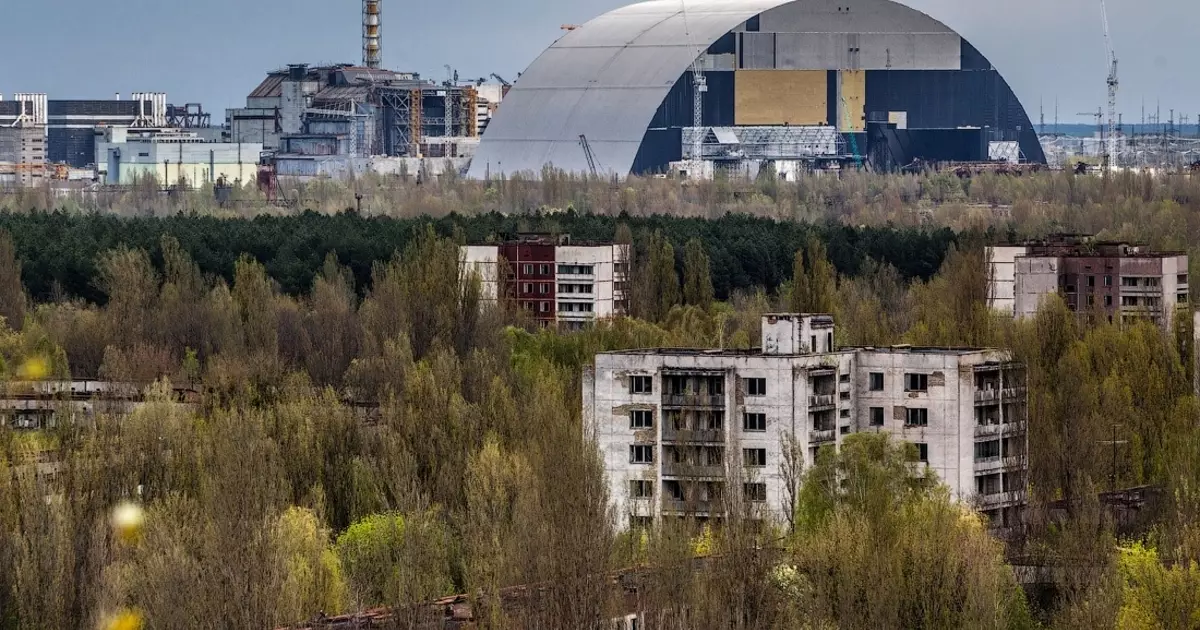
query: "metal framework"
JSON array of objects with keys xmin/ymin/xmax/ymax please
[
  {"xmin": 165, "ymin": 103, "xmax": 211, "ymax": 128},
  {"xmin": 683, "ymin": 126, "xmax": 845, "ymax": 161}
]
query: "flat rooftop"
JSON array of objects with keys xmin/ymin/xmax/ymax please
[{"xmin": 599, "ymin": 345, "xmax": 991, "ymax": 358}]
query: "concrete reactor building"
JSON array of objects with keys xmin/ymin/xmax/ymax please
[{"xmin": 470, "ymin": 0, "xmax": 1045, "ymax": 179}]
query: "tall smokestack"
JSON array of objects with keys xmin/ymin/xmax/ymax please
[{"xmin": 363, "ymin": 0, "xmax": 382, "ymax": 69}]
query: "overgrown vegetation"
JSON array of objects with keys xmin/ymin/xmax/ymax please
[{"xmin": 0, "ymin": 169, "xmax": 1199, "ymax": 628}]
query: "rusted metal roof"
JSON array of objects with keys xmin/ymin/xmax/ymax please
[{"xmin": 249, "ymin": 74, "xmax": 287, "ymax": 99}]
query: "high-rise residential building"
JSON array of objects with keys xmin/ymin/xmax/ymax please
[
  {"xmin": 462, "ymin": 235, "xmax": 629, "ymax": 328},
  {"xmin": 987, "ymin": 235, "xmax": 1188, "ymax": 328},
  {"xmin": 583, "ymin": 314, "xmax": 1027, "ymax": 531}
]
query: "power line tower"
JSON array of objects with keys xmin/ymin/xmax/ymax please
[{"xmin": 1100, "ymin": 0, "xmax": 1118, "ymax": 171}]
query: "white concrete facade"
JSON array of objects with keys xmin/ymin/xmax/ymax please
[
  {"xmin": 986, "ymin": 245, "xmax": 1029, "ymax": 316},
  {"xmin": 583, "ymin": 314, "xmax": 1027, "ymax": 531}
]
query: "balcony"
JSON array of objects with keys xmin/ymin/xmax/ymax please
[
  {"xmin": 810, "ymin": 428, "xmax": 837, "ymax": 444},
  {"xmin": 662, "ymin": 394, "xmax": 725, "ymax": 408},
  {"xmin": 662, "ymin": 462, "xmax": 726, "ymax": 478},
  {"xmin": 978, "ymin": 490, "xmax": 1025, "ymax": 508},
  {"xmin": 973, "ymin": 456, "xmax": 1025, "ymax": 474},
  {"xmin": 974, "ymin": 389, "xmax": 1000, "ymax": 404},
  {"xmin": 661, "ymin": 428, "xmax": 725, "ymax": 443},
  {"xmin": 975, "ymin": 387, "xmax": 1027, "ymax": 404},
  {"xmin": 974, "ymin": 421, "xmax": 1027, "ymax": 438},
  {"xmin": 808, "ymin": 394, "xmax": 836, "ymax": 410},
  {"xmin": 661, "ymin": 499, "xmax": 717, "ymax": 515}
]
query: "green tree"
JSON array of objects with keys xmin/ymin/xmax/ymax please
[
  {"xmin": 335, "ymin": 511, "xmax": 454, "ymax": 610},
  {"xmin": 788, "ymin": 434, "xmax": 1031, "ymax": 630},
  {"xmin": 681, "ymin": 238, "xmax": 714, "ymax": 310},
  {"xmin": 789, "ymin": 237, "xmax": 836, "ymax": 314}
]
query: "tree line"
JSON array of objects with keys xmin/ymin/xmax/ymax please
[
  {"xmin": 0, "ymin": 210, "xmax": 957, "ymax": 305},
  {"xmin": 0, "ymin": 201, "xmax": 1198, "ymax": 627}
]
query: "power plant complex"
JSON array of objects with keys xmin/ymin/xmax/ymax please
[
  {"xmin": 472, "ymin": 0, "xmax": 1045, "ymax": 178},
  {"xmin": 1, "ymin": 0, "xmax": 1197, "ymax": 188}
]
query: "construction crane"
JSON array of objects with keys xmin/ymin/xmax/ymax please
[
  {"xmin": 1101, "ymin": 0, "xmax": 1119, "ymax": 171},
  {"xmin": 579, "ymin": 134, "xmax": 599, "ymax": 176},
  {"xmin": 489, "ymin": 73, "xmax": 511, "ymax": 87},
  {"xmin": 679, "ymin": 0, "xmax": 706, "ymax": 167}
]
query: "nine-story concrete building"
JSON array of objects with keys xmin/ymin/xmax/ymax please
[{"xmin": 584, "ymin": 314, "xmax": 1027, "ymax": 531}]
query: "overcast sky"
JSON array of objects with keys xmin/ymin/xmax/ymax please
[{"xmin": 0, "ymin": 0, "xmax": 1195, "ymax": 124}]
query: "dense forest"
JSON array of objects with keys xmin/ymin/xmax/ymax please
[{"xmin": 1, "ymin": 170, "xmax": 1200, "ymax": 628}]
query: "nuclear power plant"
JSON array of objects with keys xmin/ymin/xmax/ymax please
[{"xmin": 2, "ymin": 0, "xmax": 1197, "ymax": 188}]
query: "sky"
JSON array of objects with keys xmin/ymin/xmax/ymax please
[{"xmin": 0, "ymin": 0, "xmax": 1196, "ymax": 125}]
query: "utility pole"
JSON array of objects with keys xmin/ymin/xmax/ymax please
[{"xmin": 1097, "ymin": 423, "xmax": 1129, "ymax": 492}]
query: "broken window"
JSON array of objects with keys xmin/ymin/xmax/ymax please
[
  {"xmin": 905, "ymin": 408, "xmax": 929, "ymax": 427},
  {"xmin": 904, "ymin": 373, "xmax": 929, "ymax": 392},
  {"xmin": 870, "ymin": 407, "xmax": 885, "ymax": 426},
  {"xmin": 630, "ymin": 410, "xmax": 653, "ymax": 429},
  {"xmin": 743, "ymin": 412, "xmax": 766, "ymax": 432},
  {"xmin": 745, "ymin": 378, "xmax": 767, "ymax": 396},
  {"xmin": 744, "ymin": 482, "xmax": 767, "ymax": 502},
  {"xmin": 631, "ymin": 376, "xmax": 653, "ymax": 394},
  {"xmin": 630, "ymin": 480, "xmax": 654, "ymax": 499},
  {"xmin": 869, "ymin": 372, "xmax": 884, "ymax": 391},
  {"xmin": 630, "ymin": 445, "xmax": 654, "ymax": 464},
  {"xmin": 744, "ymin": 448, "xmax": 767, "ymax": 467}
]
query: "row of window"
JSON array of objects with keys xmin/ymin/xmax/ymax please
[
  {"xmin": 634, "ymin": 373, "xmax": 934, "ymax": 395},
  {"xmin": 518, "ymin": 264, "xmax": 599, "ymax": 276},
  {"xmin": 635, "ymin": 406, "xmax": 929, "ymax": 431},
  {"xmin": 630, "ymin": 480, "xmax": 767, "ymax": 502},
  {"xmin": 558, "ymin": 302, "xmax": 595, "ymax": 313},
  {"xmin": 558, "ymin": 283, "xmax": 594, "ymax": 294},
  {"xmin": 629, "ymin": 445, "xmax": 767, "ymax": 467},
  {"xmin": 632, "ymin": 443, "xmax": 929, "ymax": 466}
]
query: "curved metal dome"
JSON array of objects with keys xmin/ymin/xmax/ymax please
[{"xmin": 469, "ymin": 0, "xmax": 1041, "ymax": 178}]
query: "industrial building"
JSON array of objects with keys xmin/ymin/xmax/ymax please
[
  {"xmin": 0, "ymin": 92, "xmax": 170, "ymax": 169},
  {"xmin": 228, "ymin": 63, "xmax": 500, "ymax": 179},
  {"xmin": 0, "ymin": 94, "xmax": 47, "ymax": 187},
  {"xmin": 94, "ymin": 127, "xmax": 263, "ymax": 186},
  {"xmin": 987, "ymin": 235, "xmax": 1189, "ymax": 329},
  {"xmin": 462, "ymin": 235, "xmax": 629, "ymax": 328},
  {"xmin": 584, "ymin": 314, "xmax": 1028, "ymax": 530},
  {"xmin": 470, "ymin": 0, "xmax": 1045, "ymax": 179}
]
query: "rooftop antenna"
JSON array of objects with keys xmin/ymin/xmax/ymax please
[{"xmin": 363, "ymin": 0, "xmax": 383, "ymax": 69}]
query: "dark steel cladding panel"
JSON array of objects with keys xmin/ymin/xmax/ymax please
[
  {"xmin": 0, "ymin": 102, "xmax": 20, "ymax": 117},
  {"xmin": 631, "ymin": 128, "xmax": 684, "ymax": 174},
  {"xmin": 865, "ymin": 69, "xmax": 1044, "ymax": 163},
  {"xmin": 959, "ymin": 40, "xmax": 992, "ymax": 71},
  {"xmin": 647, "ymin": 71, "xmax": 735, "ymax": 130},
  {"xmin": 47, "ymin": 128, "xmax": 97, "ymax": 167},
  {"xmin": 47, "ymin": 100, "xmax": 142, "ymax": 117}
]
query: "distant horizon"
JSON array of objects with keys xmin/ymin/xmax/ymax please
[{"xmin": 1, "ymin": 0, "xmax": 1196, "ymax": 122}]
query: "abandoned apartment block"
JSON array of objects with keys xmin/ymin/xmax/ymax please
[
  {"xmin": 462, "ymin": 234, "xmax": 629, "ymax": 329},
  {"xmin": 583, "ymin": 314, "xmax": 1028, "ymax": 531},
  {"xmin": 987, "ymin": 234, "xmax": 1188, "ymax": 328}
]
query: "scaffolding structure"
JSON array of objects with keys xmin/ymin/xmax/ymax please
[
  {"xmin": 375, "ymin": 85, "xmax": 476, "ymax": 157},
  {"xmin": 682, "ymin": 126, "xmax": 845, "ymax": 161}
]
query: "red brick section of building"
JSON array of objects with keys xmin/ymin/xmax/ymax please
[
  {"xmin": 1029, "ymin": 237, "xmax": 1186, "ymax": 324},
  {"xmin": 499, "ymin": 241, "xmax": 557, "ymax": 326}
]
